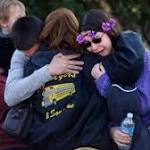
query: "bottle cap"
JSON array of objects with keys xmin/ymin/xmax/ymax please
[{"xmin": 127, "ymin": 112, "xmax": 133, "ymax": 118}]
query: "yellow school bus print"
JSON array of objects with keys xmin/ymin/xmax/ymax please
[{"xmin": 42, "ymin": 83, "xmax": 75, "ymax": 107}]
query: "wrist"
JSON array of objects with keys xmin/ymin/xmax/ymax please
[{"xmin": 110, "ymin": 127, "xmax": 117, "ymax": 138}]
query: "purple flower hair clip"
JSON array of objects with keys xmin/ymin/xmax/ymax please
[
  {"xmin": 87, "ymin": 31, "xmax": 95, "ymax": 39},
  {"xmin": 76, "ymin": 31, "xmax": 96, "ymax": 44},
  {"xmin": 102, "ymin": 18, "xmax": 116, "ymax": 32},
  {"xmin": 76, "ymin": 34, "xmax": 84, "ymax": 44}
]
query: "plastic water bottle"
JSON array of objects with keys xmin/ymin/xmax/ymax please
[{"xmin": 118, "ymin": 112, "xmax": 135, "ymax": 150}]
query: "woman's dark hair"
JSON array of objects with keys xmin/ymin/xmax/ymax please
[
  {"xmin": 80, "ymin": 9, "xmax": 121, "ymax": 40},
  {"xmin": 11, "ymin": 16, "xmax": 43, "ymax": 51},
  {"xmin": 39, "ymin": 8, "xmax": 80, "ymax": 51}
]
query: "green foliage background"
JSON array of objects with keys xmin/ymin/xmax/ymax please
[{"xmin": 21, "ymin": 0, "xmax": 150, "ymax": 47}]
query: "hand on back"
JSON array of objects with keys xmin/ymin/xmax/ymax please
[{"xmin": 48, "ymin": 53, "xmax": 84, "ymax": 75}]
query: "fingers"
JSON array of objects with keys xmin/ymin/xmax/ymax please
[
  {"xmin": 66, "ymin": 69, "xmax": 80, "ymax": 74},
  {"xmin": 69, "ymin": 60, "xmax": 84, "ymax": 65},
  {"xmin": 66, "ymin": 64, "xmax": 83, "ymax": 74},
  {"xmin": 55, "ymin": 53, "xmax": 84, "ymax": 66},
  {"xmin": 67, "ymin": 65, "xmax": 83, "ymax": 71},
  {"xmin": 56, "ymin": 53, "xmax": 81, "ymax": 59},
  {"xmin": 117, "ymin": 138, "xmax": 131, "ymax": 144},
  {"xmin": 121, "ymin": 134, "xmax": 131, "ymax": 143},
  {"xmin": 91, "ymin": 65, "xmax": 98, "ymax": 74},
  {"xmin": 111, "ymin": 127, "xmax": 131, "ymax": 145},
  {"xmin": 116, "ymin": 134, "xmax": 131, "ymax": 144},
  {"xmin": 65, "ymin": 54, "xmax": 81, "ymax": 59},
  {"xmin": 99, "ymin": 63, "xmax": 105, "ymax": 72},
  {"xmin": 55, "ymin": 53, "xmax": 63, "ymax": 57},
  {"xmin": 51, "ymin": 53, "xmax": 84, "ymax": 75},
  {"xmin": 91, "ymin": 63, "xmax": 105, "ymax": 79}
]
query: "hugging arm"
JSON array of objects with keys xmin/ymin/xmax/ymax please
[
  {"xmin": 4, "ymin": 50, "xmax": 84, "ymax": 106},
  {"xmin": 4, "ymin": 50, "xmax": 53, "ymax": 106}
]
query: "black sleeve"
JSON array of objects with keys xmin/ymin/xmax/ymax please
[
  {"xmin": 102, "ymin": 31, "xmax": 144, "ymax": 85},
  {"xmin": 82, "ymin": 52, "xmax": 102, "ymax": 89}
]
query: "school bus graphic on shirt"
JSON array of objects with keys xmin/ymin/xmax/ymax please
[{"xmin": 42, "ymin": 83, "xmax": 76, "ymax": 107}]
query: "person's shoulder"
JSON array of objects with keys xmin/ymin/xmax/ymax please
[
  {"xmin": 30, "ymin": 43, "xmax": 57, "ymax": 67},
  {"xmin": 120, "ymin": 30, "xmax": 142, "ymax": 42},
  {"xmin": 116, "ymin": 30, "xmax": 144, "ymax": 50},
  {"xmin": 13, "ymin": 49, "xmax": 25, "ymax": 56},
  {"xmin": 120, "ymin": 30, "xmax": 142, "ymax": 40},
  {"xmin": 121, "ymin": 30, "xmax": 138, "ymax": 35}
]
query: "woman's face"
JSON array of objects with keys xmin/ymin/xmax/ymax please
[
  {"xmin": 1, "ymin": 5, "xmax": 26, "ymax": 34},
  {"xmin": 82, "ymin": 31, "xmax": 112, "ymax": 56},
  {"xmin": 8, "ymin": 5, "xmax": 26, "ymax": 31}
]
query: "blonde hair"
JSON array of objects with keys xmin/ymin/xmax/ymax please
[
  {"xmin": 40, "ymin": 8, "xmax": 79, "ymax": 51},
  {"xmin": 0, "ymin": 0, "xmax": 25, "ymax": 22}
]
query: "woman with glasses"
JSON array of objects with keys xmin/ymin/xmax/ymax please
[{"xmin": 77, "ymin": 9, "xmax": 150, "ymax": 150}]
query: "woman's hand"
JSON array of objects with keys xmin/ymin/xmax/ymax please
[
  {"xmin": 110, "ymin": 127, "xmax": 131, "ymax": 146},
  {"xmin": 91, "ymin": 63, "xmax": 105, "ymax": 79},
  {"xmin": 48, "ymin": 53, "xmax": 84, "ymax": 75}
]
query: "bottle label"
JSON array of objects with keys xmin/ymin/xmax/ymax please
[{"xmin": 121, "ymin": 126, "xmax": 134, "ymax": 136}]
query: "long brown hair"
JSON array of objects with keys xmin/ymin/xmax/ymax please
[{"xmin": 40, "ymin": 8, "xmax": 79, "ymax": 51}]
